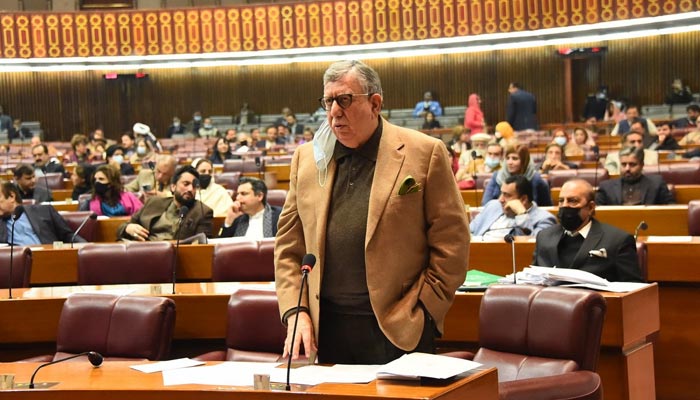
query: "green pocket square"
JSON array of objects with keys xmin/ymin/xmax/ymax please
[{"xmin": 398, "ymin": 175, "xmax": 421, "ymax": 195}]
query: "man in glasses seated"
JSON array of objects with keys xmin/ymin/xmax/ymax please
[{"xmin": 275, "ymin": 60, "xmax": 469, "ymax": 366}]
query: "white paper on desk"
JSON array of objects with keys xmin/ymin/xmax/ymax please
[
  {"xmin": 645, "ymin": 236, "xmax": 693, "ymax": 242},
  {"xmin": 563, "ymin": 282, "xmax": 650, "ymax": 293},
  {"xmin": 68, "ymin": 288, "xmax": 137, "ymax": 297},
  {"xmin": 131, "ymin": 358, "xmax": 205, "ymax": 373},
  {"xmin": 376, "ymin": 353, "xmax": 482, "ymax": 380},
  {"xmin": 269, "ymin": 364, "xmax": 380, "ymax": 385},
  {"xmin": 162, "ymin": 361, "xmax": 279, "ymax": 386}
]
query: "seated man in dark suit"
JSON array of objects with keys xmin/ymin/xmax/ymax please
[
  {"xmin": 532, "ymin": 179, "xmax": 643, "ymax": 282},
  {"xmin": 117, "ymin": 165, "xmax": 213, "ymax": 241},
  {"xmin": 14, "ymin": 163, "xmax": 52, "ymax": 203},
  {"xmin": 596, "ymin": 146, "xmax": 674, "ymax": 205},
  {"xmin": 32, "ymin": 144, "xmax": 66, "ymax": 176},
  {"xmin": 219, "ymin": 177, "xmax": 281, "ymax": 239},
  {"xmin": 0, "ymin": 182, "xmax": 85, "ymax": 245}
]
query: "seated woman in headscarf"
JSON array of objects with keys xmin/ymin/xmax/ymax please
[
  {"xmin": 537, "ymin": 143, "xmax": 578, "ymax": 174},
  {"xmin": 80, "ymin": 164, "xmax": 143, "ymax": 217},
  {"xmin": 482, "ymin": 145, "xmax": 552, "ymax": 206}
]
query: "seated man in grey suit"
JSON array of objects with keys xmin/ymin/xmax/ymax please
[
  {"xmin": 0, "ymin": 182, "xmax": 84, "ymax": 245},
  {"xmin": 118, "ymin": 165, "xmax": 213, "ymax": 241},
  {"xmin": 532, "ymin": 179, "xmax": 643, "ymax": 282},
  {"xmin": 470, "ymin": 175, "xmax": 555, "ymax": 237},
  {"xmin": 14, "ymin": 163, "xmax": 52, "ymax": 203},
  {"xmin": 219, "ymin": 177, "xmax": 281, "ymax": 239},
  {"xmin": 596, "ymin": 146, "xmax": 674, "ymax": 205}
]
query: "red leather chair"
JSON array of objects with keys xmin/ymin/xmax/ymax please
[
  {"xmin": 211, "ymin": 240, "xmax": 274, "ymax": 282},
  {"xmin": 25, "ymin": 293, "xmax": 176, "ymax": 362},
  {"xmin": 689, "ymin": 200, "xmax": 700, "ymax": 236},
  {"xmin": 77, "ymin": 242, "xmax": 174, "ymax": 285},
  {"xmin": 0, "ymin": 247, "xmax": 32, "ymax": 288},
  {"xmin": 35, "ymin": 172, "xmax": 65, "ymax": 190},
  {"xmin": 636, "ymin": 242, "xmax": 648, "ymax": 282},
  {"xmin": 214, "ymin": 172, "xmax": 242, "ymax": 191},
  {"xmin": 59, "ymin": 211, "xmax": 98, "ymax": 242},
  {"xmin": 266, "ymin": 189, "xmax": 287, "ymax": 208},
  {"xmin": 223, "ymin": 159, "xmax": 260, "ymax": 173},
  {"xmin": 195, "ymin": 289, "xmax": 286, "ymax": 362},
  {"xmin": 460, "ymin": 285, "xmax": 606, "ymax": 400}
]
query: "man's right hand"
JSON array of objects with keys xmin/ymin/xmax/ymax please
[
  {"xmin": 283, "ymin": 311, "xmax": 317, "ymax": 360},
  {"xmin": 224, "ymin": 201, "xmax": 244, "ymax": 226},
  {"xmin": 125, "ymin": 223, "xmax": 149, "ymax": 241}
]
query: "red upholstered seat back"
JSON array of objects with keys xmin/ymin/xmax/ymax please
[
  {"xmin": 77, "ymin": 242, "xmax": 174, "ymax": 285},
  {"xmin": 56, "ymin": 293, "xmax": 176, "ymax": 360},
  {"xmin": 212, "ymin": 240, "xmax": 275, "ymax": 282},
  {"xmin": 0, "ymin": 247, "xmax": 32, "ymax": 288},
  {"xmin": 60, "ymin": 211, "xmax": 98, "ymax": 242},
  {"xmin": 225, "ymin": 289, "xmax": 286, "ymax": 361}
]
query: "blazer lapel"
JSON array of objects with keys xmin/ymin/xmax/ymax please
[
  {"xmin": 366, "ymin": 122, "xmax": 405, "ymax": 245},
  {"xmin": 612, "ymin": 180, "xmax": 623, "ymax": 205},
  {"xmin": 313, "ymin": 158, "xmax": 337, "ymax": 267},
  {"xmin": 572, "ymin": 220, "xmax": 603, "ymax": 268},
  {"xmin": 543, "ymin": 227, "xmax": 564, "ymax": 267}
]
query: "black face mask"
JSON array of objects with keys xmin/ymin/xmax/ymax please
[
  {"xmin": 198, "ymin": 174, "xmax": 212, "ymax": 189},
  {"xmin": 94, "ymin": 181, "xmax": 110, "ymax": 196},
  {"xmin": 558, "ymin": 206, "xmax": 585, "ymax": 232}
]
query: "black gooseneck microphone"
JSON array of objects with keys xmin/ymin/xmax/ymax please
[
  {"xmin": 286, "ymin": 253, "xmax": 317, "ymax": 392},
  {"xmin": 634, "ymin": 220, "xmax": 648, "ymax": 241},
  {"xmin": 41, "ymin": 167, "xmax": 53, "ymax": 202},
  {"xmin": 504, "ymin": 234, "xmax": 516, "ymax": 284},
  {"xmin": 471, "ymin": 150, "xmax": 481, "ymax": 206},
  {"xmin": 70, "ymin": 213, "xmax": 97, "ymax": 248},
  {"xmin": 147, "ymin": 160, "xmax": 157, "ymax": 191},
  {"xmin": 193, "ymin": 178, "xmax": 205, "ymax": 217},
  {"xmin": 255, "ymin": 156, "xmax": 264, "ymax": 179},
  {"xmin": 28, "ymin": 351, "xmax": 103, "ymax": 389},
  {"xmin": 171, "ymin": 205, "xmax": 189, "ymax": 295},
  {"xmin": 8, "ymin": 205, "xmax": 24, "ymax": 299},
  {"xmin": 591, "ymin": 145, "xmax": 600, "ymax": 195}
]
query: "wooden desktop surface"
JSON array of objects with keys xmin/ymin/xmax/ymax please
[{"xmin": 0, "ymin": 361, "xmax": 499, "ymax": 400}]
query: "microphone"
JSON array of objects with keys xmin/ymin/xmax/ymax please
[
  {"xmin": 70, "ymin": 213, "xmax": 97, "ymax": 248},
  {"xmin": 591, "ymin": 145, "xmax": 600, "ymax": 194},
  {"xmin": 471, "ymin": 151, "xmax": 480, "ymax": 207},
  {"xmin": 286, "ymin": 253, "xmax": 317, "ymax": 391},
  {"xmin": 28, "ymin": 351, "xmax": 103, "ymax": 389},
  {"xmin": 8, "ymin": 205, "xmax": 24, "ymax": 299},
  {"xmin": 171, "ymin": 205, "xmax": 189, "ymax": 294},
  {"xmin": 504, "ymin": 234, "xmax": 516, "ymax": 284},
  {"xmin": 634, "ymin": 220, "xmax": 648, "ymax": 241},
  {"xmin": 193, "ymin": 178, "xmax": 204, "ymax": 217},
  {"xmin": 255, "ymin": 156, "xmax": 264, "ymax": 179},
  {"xmin": 147, "ymin": 161, "xmax": 157, "ymax": 191},
  {"xmin": 41, "ymin": 167, "xmax": 53, "ymax": 202}
]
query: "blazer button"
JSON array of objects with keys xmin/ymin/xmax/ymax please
[{"xmin": 315, "ymin": 293, "xmax": 319, "ymax": 299}]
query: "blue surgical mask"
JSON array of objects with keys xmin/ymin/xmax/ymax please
[
  {"xmin": 485, "ymin": 157, "xmax": 500, "ymax": 169},
  {"xmin": 112, "ymin": 155, "xmax": 124, "ymax": 164},
  {"xmin": 137, "ymin": 147, "xmax": 147, "ymax": 156},
  {"xmin": 194, "ymin": 116, "xmax": 202, "ymax": 121},
  {"xmin": 554, "ymin": 137, "xmax": 567, "ymax": 146}
]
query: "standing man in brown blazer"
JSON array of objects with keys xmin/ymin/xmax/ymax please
[{"xmin": 275, "ymin": 60, "xmax": 470, "ymax": 365}]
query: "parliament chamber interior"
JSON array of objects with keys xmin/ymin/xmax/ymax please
[{"xmin": 0, "ymin": 0, "xmax": 699, "ymax": 399}]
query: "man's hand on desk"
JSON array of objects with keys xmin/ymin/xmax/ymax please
[
  {"xmin": 283, "ymin": 311, "xmax": 317, "ymax": 361},
  {"xmin": 125, "ymin": 223, "xmax": 149, "ymax": 241}
]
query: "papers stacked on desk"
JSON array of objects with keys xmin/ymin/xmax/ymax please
[
  {"xmin": 376, "ymin": 353, "xmax": 482, "ymax": 380},
  {"xmin": 499, "ymin": 266, "xmax": 649, "ymax": 293}
]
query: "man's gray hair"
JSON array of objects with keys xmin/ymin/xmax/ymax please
[
  {"xmin": 323, "ymin": 60, "xmax": 383, "ymax": 98},
  {"xmin": 619, "ymin": 146, "xmax": 644, "ymax": 165}
]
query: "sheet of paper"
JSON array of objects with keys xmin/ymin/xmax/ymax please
[
  {"xmin": 645, "ymin": 236, "xmax": 693, "ymax": 243},
  {"xmin": 269, "ymin": 364, "xmax": 380, "ymax": 385},
  {"xmin": 162, "ymin": 361, "xmax": 280, "ymax": 386},
  {"xmin": 376, "ymin": 352, "xmax": 482, "ymax": 380},
  {"xmin": 563, "ymin": 282, "xmax": 651, "ymax": 293},
  {"xmin": 131, "ymin": 358, "xmax": 205, "ymax": 373}
]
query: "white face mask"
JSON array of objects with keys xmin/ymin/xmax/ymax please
[
  {"xmin": 554, "ymin": 137, "xmax": 567, "ymax": 146},
  {"xmin": 112, "ymin": 154, "xmax": 124, "ymax": 164},
  {"xmin": 485, "ymin": 157, "xmax": 500, "ymax": 169},
  {"xmin": 313, "ymin": 119, "xmax": 335, "ymax": 187},
  {"xmin": 495, "ymin": 131, "xmax": 502, "ymax": 139}
]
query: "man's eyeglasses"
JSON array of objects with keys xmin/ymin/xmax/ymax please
[{"xmin": 318, "ymin": 93, "xmax": 371, "ymax": 111}]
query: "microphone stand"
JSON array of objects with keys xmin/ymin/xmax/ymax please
[
  {"xmin": 28, "ymin": 351, "xmax": 103, "ymax": 389},
  {"xmin": 286, "ymin": 266, "xmax": 311, "ymax": 391},
  {"xmin": 71, "ymin": 213, "xmax": 97, "ymax": 248},
  {"xmin": 41, "ymin": 167, "xmax": 53, "ymax": 202},
  {"xmin": 504, "ymin": 234, "xmax": 516, "ymax": 284},
  {"xmin": 634, "ymin": 221, "xmax": 648, "ymax": 241},
  {"xmin": 8, "ymin": 207, "xmax": 24, "ymax": 299},
  {"xmin": 171, "ymin": 206, "xmax": 188, "ymax": 295},
  {"xmin": 592, "ymin": 146, "xmax": 600, "ymax": 195}
]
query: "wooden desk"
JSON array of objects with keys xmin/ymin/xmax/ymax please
[
  {"xmin": 0, "ymin": 283, "xmax": 657, "ymax": 400},
  {"xmin": 0, "ymin": 361, "xmax": 499, "ymax": 400},
  {"xmin": 91, "ymin": 217, "xmax": 226, "ymax": 243}
]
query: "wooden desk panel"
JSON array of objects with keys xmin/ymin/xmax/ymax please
[
  {"xmin": 0, "ymin": 361, "xmax": 499, "ymax": 400},
  {"xmin": 645, "ymin": 238, "xmax": 700, "ymax": 282}
]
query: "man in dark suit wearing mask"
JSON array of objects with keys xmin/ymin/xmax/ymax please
[{"xmin": 532, "ymin": 179, "xmax": 643, "ymax": 282}]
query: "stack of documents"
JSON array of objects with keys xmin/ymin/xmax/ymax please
[
  {"xmin": 376, "ymin": 353, "xmax": 482, "ymax": 380},
  {"xmin": 499, "ymin": 266, "xmax": 649, "ymax": 293}
]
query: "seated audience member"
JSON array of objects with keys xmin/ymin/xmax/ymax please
[
  {"xmin": 674, "ymin": 104, "xmax": 699, "ymax": 129},
  {"xmin": 532, "ymin": 179, "xmax": 643, "ymax": 282},
  {"xmin": 71, "ymin": 164, "xmax": 94, "ymax": 201},
  {"xmin": 14, "ymin": 164, "xmax": 52, "ymax": 203},
  {"xmin": 537, "ymin": 143, "xmax": 578, "ymax": 174},
  {"xmin": 650, "ymin": 121, "xmax": 680, "ymax": 151},
  {"xmin": 413, "ymin": 91, "xmax": 443, "ymax": 117},
  {"xmin": 571, "ymin": 126, "xmax": 597, "ymax": 155},
  {"xmin": 87, "ymin": 129, "xmax": 110, "ymax": 155},
  {"xmin": 678, "ymin": 128, "xmax": 700, "ymax": 146},
  {"xmin": 449, "ymin": 125, "xmax": 471, "ymax": 158},
  {"xmin": 298, "ymin": 128, "xmax": 314, "ymax": 144},
  {"xmin": 285, "ymin": 114, "xmax": 304, "ymax": 143},
  {"xmin": 224, "ymin": 128, "xmax": 238, "ymax": 142},
  {"xmin": 629, "ymin": 117, "xmax": 658, "ymax": 149},
  {"xmin": 91, "ymin": 140, "xmax": 106, "ymax": 162},
  {"xmin": 198, "ymin": 117, "xmax": 218, "ymax": 138},
  {"xmin": 258, "ymin": 126, "xmax": 278, "ymax": 149},
  {"xmin": 219, "ymin": 177, "xmax": 281, "ymax": 239},
  {"xmin": 604, "ymin": 100, "xmax": 626, "ymax": 123},
  {"xmin": 494, "ymin": 121, "xmax": 517, "ymax": 149},
  {"xmin": 0, "ymin": 182, "xmax": 85, "ymax": 245},
  {"xmin": 249, "ymin": 128, "xmax": 262, "ymax": 148},
  {"xmin": 121, "ymin": 132, "xmax": 136, "ymax": 157},
  {"xmin": 133, "ymin": 123, "xmax": 163, "ymax": 153},
  {"xmin": 596, "ymin": 146, "xmax": 674, "ymax": 205},
  {"xmin": 186, "ymin": 111, "xmax": 203, "ymax": 135},
  {"xmin": 166, "ymin": 117, "xmax": 186, "ymax": 138},
  {"xmin": 8, "ymin": 118, "xmax": 32, "ymax": 142},
  {"xmin": 81, "ymin": 164, "xmax": 143, "ymax": 217},
  {"xmin": 422, "ymin": 111, "xmax": 442, "ymax": 130},
  {"xmin": 611, "ymin": 105, "xmax": 657, "ymax": 136},
  {"xmin": 30, "ymin": 136, "xmax": 58, "ymax": 157},
  {"xmin": 32, "ymin": 144, "xmax": 65, "ymax": 176},
  {"xmin": 551, "ymin": 128, "xmax": 582, "ymax": 157},
  {"xmin": 605, "ymin": 130, "xmax": 659, "ymax": 175},
  {"xmin": 455, "ymin": 134, "xmax": 495, "ymax": 188},
  {"xmin": 665, "ymin": 78, "xmax": 693, "ymax": 105},
  {"xmin": 118, "ymin": 165, "xmax": 213, "ymax": 241},
  {"xmin": 105, "ymin": 145, "xmax": 135, "ymax": 176},
  {"xmin": 193, "ymin": 159, "xmax": 234, "ymax": 217},
  {"xmin": 458, "ymin": 132, "xmax": 490, "ymax": 170},
  {"xmin": 234, "ymin": 133, "xmax": 252, "ymax": 154},
  {"xmin": 209, "ymin": 137, "xmax": 233, "ymax": 164},
  {"xmin": 483, "ymin": 145, "xmax": 552, "ymax": 206},
  {"xmin": 470, "ymin": 175, "xmax": 556, "ymax": 237},
  {"xmin": 124, "ymin": 154, "xmax": 176, "ymax": 197},
  {"xmin": 276, "ymin": 124, "xmax": 291, "ymax": 145},
  {"xmin": 65, "ymin": 134, "xmax": 92, "ymax": 164},
  {"xmin": 129, "ymin": 137, "xmax": 156, "ymax": 165}
]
